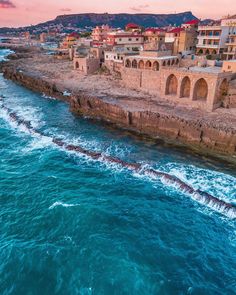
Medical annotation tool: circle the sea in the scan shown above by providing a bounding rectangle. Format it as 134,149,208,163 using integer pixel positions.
0,49,236,295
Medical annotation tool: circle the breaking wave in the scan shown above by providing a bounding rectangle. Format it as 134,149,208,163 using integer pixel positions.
49,201,80,210
1,97,235,219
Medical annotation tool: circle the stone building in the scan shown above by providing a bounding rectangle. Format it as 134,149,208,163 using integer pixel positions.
73,46,101,74
122,51,234,111
91,25,112,42
143,28,166,50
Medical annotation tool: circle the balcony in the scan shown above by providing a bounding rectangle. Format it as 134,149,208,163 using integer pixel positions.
196,44,219,49
225,40,236,46
197,35,220,40
198,26,221,31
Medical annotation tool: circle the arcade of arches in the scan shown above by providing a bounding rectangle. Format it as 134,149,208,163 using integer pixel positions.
125,58,179,71
164,73,230,108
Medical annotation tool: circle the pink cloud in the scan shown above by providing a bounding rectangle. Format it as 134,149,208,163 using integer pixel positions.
130,4,149,12
60,8,72,12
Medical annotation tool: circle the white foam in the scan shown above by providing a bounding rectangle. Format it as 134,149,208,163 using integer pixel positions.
159,163,236,203
42,93,56,100
49,201,80,210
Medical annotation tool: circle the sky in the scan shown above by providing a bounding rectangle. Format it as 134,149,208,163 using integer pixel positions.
0,0,235,27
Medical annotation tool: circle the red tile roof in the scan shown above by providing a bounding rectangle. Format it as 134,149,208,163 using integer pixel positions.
169,28,184,33
145,28,165,33
184,19,199,25
68,32,80,38
126,23,140,29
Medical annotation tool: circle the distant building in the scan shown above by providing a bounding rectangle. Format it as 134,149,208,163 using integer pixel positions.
181,19,199,30
143,28,166,50
125,23,142,33
91,25,112,42
196,15,236,56
73,46,101,74
61,33,80,49
106,31,144,46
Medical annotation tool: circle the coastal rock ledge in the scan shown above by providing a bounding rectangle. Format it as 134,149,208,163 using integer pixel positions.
1,59,236,160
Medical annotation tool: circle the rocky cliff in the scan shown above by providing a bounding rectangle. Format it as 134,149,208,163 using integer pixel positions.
1,65,235,161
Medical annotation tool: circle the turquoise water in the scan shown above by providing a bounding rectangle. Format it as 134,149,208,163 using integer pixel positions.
0,49,236,295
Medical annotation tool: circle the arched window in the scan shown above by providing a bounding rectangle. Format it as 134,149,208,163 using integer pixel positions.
218,79,229,107
180,76,191,98
153,61,160,71
162,61,166,66
167,60,171,66
171,59,175,65
165,74,178,95
138,60,145,69
75,61,79,69
145,60,152,69
125,59,131,68
176,59,179,65
193,78,208,101
132,59,138,68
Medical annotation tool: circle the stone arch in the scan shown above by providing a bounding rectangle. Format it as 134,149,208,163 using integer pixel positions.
145,60,152,69
212,49,217,55
125,59,131,68
198,49,203,55
153,61,160,71
167,60,171,66
138,60,145,69
162,61,166,66
132,59,138,68
165,74,178,95
205,49,210,55
180,76,191,98
75,61,79,69
193,78,208,101
218,78,229,107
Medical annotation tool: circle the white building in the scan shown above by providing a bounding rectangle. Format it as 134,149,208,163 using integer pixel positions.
196,16,236,56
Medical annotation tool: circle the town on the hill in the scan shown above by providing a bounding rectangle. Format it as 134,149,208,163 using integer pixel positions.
1,14,236,112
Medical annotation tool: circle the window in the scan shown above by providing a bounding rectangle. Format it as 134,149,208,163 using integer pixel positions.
136,38,139,41
119,38,122,41
129,38,132,41
106,55,108,58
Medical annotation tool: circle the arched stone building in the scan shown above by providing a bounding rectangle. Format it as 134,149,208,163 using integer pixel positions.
121,60,233,111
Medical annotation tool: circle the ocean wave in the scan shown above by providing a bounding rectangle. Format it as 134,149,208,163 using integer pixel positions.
160,163,236,203
1,100,235,219
49,201,80,210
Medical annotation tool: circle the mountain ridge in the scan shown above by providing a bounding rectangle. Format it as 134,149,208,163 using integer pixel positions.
0,11,198,33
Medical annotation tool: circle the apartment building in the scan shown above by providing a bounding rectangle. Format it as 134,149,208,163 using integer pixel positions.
197,16,236,56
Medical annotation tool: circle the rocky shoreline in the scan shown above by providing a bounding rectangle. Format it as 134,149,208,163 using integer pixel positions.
1,48,236,162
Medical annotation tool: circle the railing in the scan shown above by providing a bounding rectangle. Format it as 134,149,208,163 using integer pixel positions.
196,44,219,48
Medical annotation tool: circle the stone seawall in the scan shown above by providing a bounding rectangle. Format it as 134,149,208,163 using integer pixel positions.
70,94,236,156
1,66,236,160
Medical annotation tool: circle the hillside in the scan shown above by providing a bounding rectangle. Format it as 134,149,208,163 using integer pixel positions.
0,11,198,33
